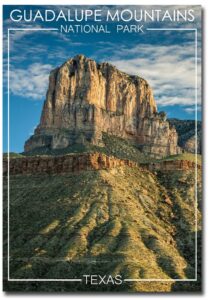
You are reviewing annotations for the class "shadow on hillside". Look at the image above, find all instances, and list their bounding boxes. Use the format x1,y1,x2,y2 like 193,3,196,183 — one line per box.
156,171,202,292
171,230,202,292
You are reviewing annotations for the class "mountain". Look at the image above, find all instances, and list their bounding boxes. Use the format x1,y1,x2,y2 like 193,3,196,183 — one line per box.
24,55,181,158
4,55,201,292
168,119,202,154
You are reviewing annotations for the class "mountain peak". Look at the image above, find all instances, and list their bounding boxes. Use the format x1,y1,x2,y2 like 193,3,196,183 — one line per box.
73,54,89,62
64,54,93,65
24,55,181,158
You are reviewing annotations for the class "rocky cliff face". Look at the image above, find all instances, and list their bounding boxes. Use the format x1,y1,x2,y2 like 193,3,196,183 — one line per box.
144,159,201,172
4,153,137,175
4,154,200,176
25,55,181,158
168,119,201,154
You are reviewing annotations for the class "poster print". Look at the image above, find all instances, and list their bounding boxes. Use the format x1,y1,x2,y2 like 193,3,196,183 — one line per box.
3,5,202,292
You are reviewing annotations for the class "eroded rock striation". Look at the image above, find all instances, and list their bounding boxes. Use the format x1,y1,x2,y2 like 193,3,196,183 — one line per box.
3,153,137,175
4,154,200,176
25,55,181,158
144,159,201,172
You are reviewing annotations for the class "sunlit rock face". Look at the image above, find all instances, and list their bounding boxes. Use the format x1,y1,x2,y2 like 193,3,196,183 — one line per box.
24,54,181,158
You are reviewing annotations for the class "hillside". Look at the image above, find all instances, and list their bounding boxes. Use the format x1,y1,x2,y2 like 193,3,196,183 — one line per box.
22,133,150,164
4,153,201,292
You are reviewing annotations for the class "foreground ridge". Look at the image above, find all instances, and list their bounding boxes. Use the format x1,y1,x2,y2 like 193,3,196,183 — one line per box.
4,152,201,292
4,153,137,175
4,153,200,175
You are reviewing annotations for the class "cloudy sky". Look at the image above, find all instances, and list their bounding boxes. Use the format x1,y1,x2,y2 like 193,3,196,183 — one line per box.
3,5,201,152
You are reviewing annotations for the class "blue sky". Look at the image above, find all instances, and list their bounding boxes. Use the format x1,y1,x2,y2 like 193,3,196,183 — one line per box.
3,5,201,153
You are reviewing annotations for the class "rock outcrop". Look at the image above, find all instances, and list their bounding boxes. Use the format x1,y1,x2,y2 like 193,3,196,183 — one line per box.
25,55,181,158
3,153,137,175
144,159,201,172
4,153,200,176
168,119,201,154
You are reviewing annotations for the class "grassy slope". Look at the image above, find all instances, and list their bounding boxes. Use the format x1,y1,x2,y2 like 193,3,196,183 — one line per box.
156,153,202,165
3,133,202,292
4,164,201,292
21,133,152,164
8,132,202,166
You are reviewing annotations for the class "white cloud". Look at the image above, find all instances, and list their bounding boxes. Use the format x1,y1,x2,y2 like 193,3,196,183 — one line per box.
106,43,201,108
184,106,201,113
5,14,201,108
10,63,53,100
155,95,200,107
9,42,201,107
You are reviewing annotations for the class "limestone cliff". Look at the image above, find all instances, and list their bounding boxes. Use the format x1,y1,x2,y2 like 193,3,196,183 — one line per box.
24,55,181,158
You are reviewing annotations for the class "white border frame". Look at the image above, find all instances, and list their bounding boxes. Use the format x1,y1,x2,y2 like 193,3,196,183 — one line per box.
6,25,199,283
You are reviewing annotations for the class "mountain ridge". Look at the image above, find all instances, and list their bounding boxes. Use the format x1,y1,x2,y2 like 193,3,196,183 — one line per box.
168,118,202,154
4,56,202,292
24,55,181,158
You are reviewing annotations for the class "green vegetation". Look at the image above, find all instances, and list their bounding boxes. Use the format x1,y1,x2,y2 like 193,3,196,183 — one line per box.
157,153,202,165
3,130,202,292
157,170,202,291
22,132,151,164
101,133,150,163
21,129,202,165
3,152,24,158
4,163,201,292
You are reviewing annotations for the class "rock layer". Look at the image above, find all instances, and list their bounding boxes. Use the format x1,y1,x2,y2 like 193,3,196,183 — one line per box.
4,154,200,176
3,153,137,175
25,55,181,158
144,159,201,172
